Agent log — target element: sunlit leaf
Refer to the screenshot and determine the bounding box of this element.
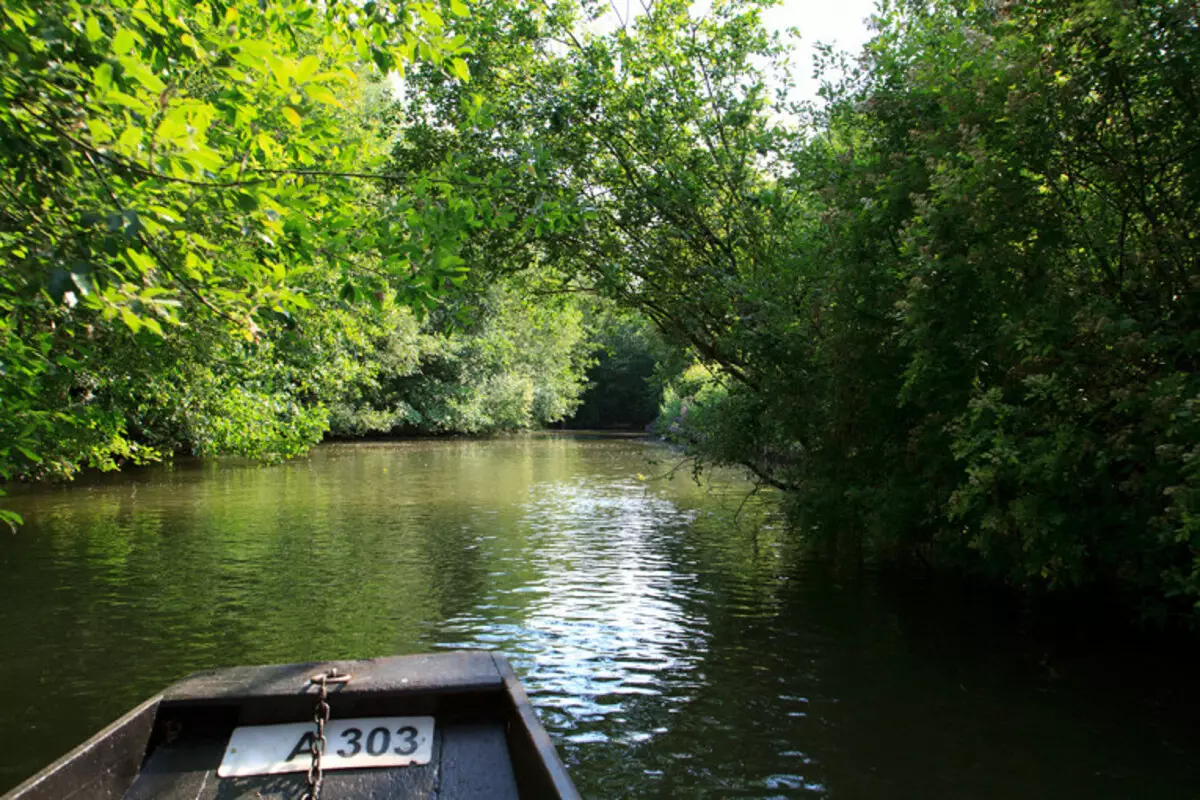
[112,28,137,54]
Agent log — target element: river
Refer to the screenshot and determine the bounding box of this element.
[1,434,1198,797]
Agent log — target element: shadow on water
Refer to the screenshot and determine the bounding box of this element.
[1,434,1199,797]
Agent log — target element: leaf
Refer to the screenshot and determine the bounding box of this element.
[112,28,137,54]
[86,118,116,142]
[302,84,342,108]
[282,106,302,127]
[139,315,164,336]
[184,250,206,278]
[119,308,143,333]
[181,147,223,172]
[118,126,144,151]
[416,6,444,29]
[295,55,320,83]
[189,233,218,250]
[132,9,168,36]
[70,267,96,297]
[105,90,150,113]
[450,0,469,18]
[125,247,156,273]
[231,50,262,71]
[0,509,23,532]
[147,205,178,222]
[92,62,113,92]
[237,39,272,58]
[267,56,292,90]
[123,60,166,93]
[451,58,470,82]
[371,46,392,74]
[86,16,103,42]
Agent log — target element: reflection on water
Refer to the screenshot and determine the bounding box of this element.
[436,481,711,766]
[1,435,1198,797]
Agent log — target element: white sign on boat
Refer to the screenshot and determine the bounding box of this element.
[217,716,435,778]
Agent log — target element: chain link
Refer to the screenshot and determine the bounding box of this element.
[300,668,350,800]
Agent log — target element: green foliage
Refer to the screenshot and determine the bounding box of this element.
[392,0,1200,619]
[655,364,725,436]
[813,0,1200,615]
[690,0,1200,617]
[0,0,475,480]
[329,285,596,435]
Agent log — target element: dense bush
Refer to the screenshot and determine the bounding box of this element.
[0,0,479,527]
[646,0,1200,617]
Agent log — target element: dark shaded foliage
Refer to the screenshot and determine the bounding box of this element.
[569,315,681,430]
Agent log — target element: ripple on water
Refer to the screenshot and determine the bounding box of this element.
[434,481,710,747]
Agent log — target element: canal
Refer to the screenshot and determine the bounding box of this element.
[1,434,1198,797]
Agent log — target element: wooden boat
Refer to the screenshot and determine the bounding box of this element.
[6,651,579,799]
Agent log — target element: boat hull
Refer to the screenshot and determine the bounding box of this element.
[5,651,578,799]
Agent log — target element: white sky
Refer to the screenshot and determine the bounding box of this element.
[762,0,878,100]
[589,0,879,102]
[392,1,878,103]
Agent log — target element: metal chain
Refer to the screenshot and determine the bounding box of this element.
[301,674,329,800]
[301,668,350,800]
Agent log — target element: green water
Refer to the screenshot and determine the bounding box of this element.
[1,434,1198,797]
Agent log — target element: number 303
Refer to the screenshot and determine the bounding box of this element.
[337,726,421,757]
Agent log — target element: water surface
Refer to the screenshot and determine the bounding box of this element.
[1,435,1197,797]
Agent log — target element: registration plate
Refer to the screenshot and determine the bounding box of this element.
[217,716,435,778]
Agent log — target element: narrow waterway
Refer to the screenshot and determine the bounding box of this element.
[1,435,1197,797]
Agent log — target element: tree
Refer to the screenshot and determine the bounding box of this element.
[0,0,477,523]
[327,283,596,435]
